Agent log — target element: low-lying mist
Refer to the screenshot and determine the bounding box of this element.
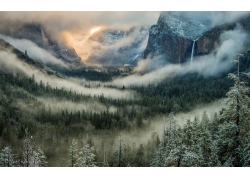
[112,28,249,86]
[0,50,135,99]
[0,33,68,68]
[37,97,117,113]
[76,98,226,157]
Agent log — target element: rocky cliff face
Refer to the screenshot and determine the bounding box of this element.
[196,23,236,56]
[0,38,56,75]
[144,12,250,64]
[0,22,82,66]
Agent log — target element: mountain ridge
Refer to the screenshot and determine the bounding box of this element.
[144,12,250,64]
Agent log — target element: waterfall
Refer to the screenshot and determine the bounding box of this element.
[41,28,48,48]
[190,40,196,69]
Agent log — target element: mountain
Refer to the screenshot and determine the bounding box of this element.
[144,12,250,64]
[0,38,58,76]
[0,22,82,66]
[88,26,149,66]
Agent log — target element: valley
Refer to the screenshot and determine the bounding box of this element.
[0,11,250,167]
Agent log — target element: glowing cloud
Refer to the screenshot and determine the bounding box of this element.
[90,27,100,35]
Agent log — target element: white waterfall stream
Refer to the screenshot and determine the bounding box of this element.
[190,40,196,69]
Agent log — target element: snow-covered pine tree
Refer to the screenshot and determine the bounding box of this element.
[168,112,178,140]
[37,147,48,167]
[243,143,250,166]
[21,129,40,167]
[0,146,18,167]
[68,139,78,167]
[165,128,184,167]
[177,119,200,167]
[219,56,250,166]
[77,136,97,167]
[150,118,168,167]
[150,142,166,167]
[77,143,96,167]
[163,113,180,166]
[111,135,126,167]
[210,112,219,139]
[197,112,220,166]
[103,146,109,167]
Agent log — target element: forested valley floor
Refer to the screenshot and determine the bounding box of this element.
[1,58,250,167]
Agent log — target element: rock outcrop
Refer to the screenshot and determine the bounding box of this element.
[0,22,82,66]
[144,12,250,64]
[0,38,56,75]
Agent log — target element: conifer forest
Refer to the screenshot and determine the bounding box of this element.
[1,11,250,167]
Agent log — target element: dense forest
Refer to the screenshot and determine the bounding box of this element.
[1,54,250,167]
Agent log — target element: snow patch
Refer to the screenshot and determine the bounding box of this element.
[161,14,212,40]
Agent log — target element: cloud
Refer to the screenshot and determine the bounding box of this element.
[112,28,250,86]
[0,11,249,66]
[0,12,159,28]
[63,26,150,63]
[0,50,135,99]
[1,26,247,93]
[62,31,106,62]
[112,62,184,86]
[160,11,250,27]
[146,98,226,141]
[210,11,250,26]
[109,27,148,50]
[0,12,159,43]
[113,98,226,148]
[0,12,159,63]
[1,13,249,92]
[37,97,117,113]
[0,33,68,67]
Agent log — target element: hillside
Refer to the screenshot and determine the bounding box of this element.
[144,12,250,64]
[1,11,250,167]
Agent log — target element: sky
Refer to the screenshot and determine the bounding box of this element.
[0,10,249,76]
[0,11,160,62]
[2,0,249,11]
[0,1,249,178]
[1,10,248,64]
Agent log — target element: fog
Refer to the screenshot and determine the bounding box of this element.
[0,12,159,33]
[0,33,68,67]
[37,97,117,113]
[63,26,149,62]
[78,98,226,155]
[125,98,225,147]
[1,27,247,97]
[0,12,159,64]
[0,51,135,99]
[112,27,249,86]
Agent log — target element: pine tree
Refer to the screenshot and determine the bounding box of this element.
[134,144,145,167]
[77,143,96,167]
[219,56,250,166]
[103,146,109,167]
[150,118,167,167]
[21,129,40,167]
[197,113,220,166]
[77,136,97,167]
[173,119,200,167]
[68,139,78,167]
[0,146,18,167]
[243,143,250,166]
[165,128,184,167]
[111,135,126,167]
[22,129,35,167]
[37,147,48,167]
